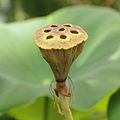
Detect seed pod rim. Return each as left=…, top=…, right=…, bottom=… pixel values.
left=34, top=24, right=88, bottom=50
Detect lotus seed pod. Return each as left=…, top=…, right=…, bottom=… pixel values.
left=34, top=24, right=88, bottom=83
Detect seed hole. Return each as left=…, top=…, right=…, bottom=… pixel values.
left=44, top=29, right=51, bottom=33
left=60, top=35, right=67, bottom=39
left=51, top=25, right=57, bottom=27
left=59, top=28, right=65, bottom=31
left=46, top=35, right=54, bottom=39
left=64, top=24, right=71, bottom=27
left=70, top=30, right=78, bottom=34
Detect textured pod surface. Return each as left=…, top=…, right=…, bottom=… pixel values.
left=34, top=24, right=88, bottom=81
left=35, top=24, right=88, bottom=49
left=40, top=43, right=84, bottom=81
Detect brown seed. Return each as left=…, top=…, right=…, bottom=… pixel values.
left=46, top=35, right=54, bottom=39
left=59, top=28, right=65, bottom=31
left=44, top=29, right=51, bottom=33
left=60, top=35, right=67, bottom=39
left=64, top=24, right=71, bottom=27
left=51, top=24, right=58, bottom=27
left=70, top=30, right=78, bottom=34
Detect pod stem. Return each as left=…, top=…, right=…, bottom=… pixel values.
left=59, top=94, right=73, bottom=120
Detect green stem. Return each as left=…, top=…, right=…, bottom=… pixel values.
left=44, top=97, right=49, bottom=120
left=59, top=94, right=73, bottom=120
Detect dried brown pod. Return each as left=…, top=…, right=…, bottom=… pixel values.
left=34, top=24, right=88, bottom=97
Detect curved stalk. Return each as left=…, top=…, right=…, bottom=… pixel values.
left=59, top=94, right=73, bottom=120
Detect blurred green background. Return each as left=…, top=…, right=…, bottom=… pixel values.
left=0, top=0, right=120, bottom=120
left=0, top=0, right=120, bottom=22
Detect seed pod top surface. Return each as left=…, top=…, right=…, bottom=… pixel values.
left=35, top=24, right=88, bottom=49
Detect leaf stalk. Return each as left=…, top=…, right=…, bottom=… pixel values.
left=59, top=94, right=73, bottom=120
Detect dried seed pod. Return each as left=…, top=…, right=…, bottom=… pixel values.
left=34, top=24, right=88, bottom=96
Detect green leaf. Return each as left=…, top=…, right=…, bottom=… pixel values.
left=0, top=5, right=120, bottom=112
left=8, top=96, right=109, bottom=120
left=108, top=89, right=120, bottom=120
left=0, top=22, right=50, bottom=112
left=19, top=0, right=70, bottom=16
left=49, top=5, right=120, bottom=110
left=113, top=0, right=120, bottom=11
left=8, top=97, right=64, bottom=120
left=0, top=115, right=15, bottom=120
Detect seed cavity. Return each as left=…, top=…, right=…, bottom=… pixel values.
left=59, top=28, right=65, bottom=31
left=46, top=35, right=54, bottom=39
left=70, top=30, right=78, bottom=34
left=51, top=25, right=57, bottom=27
left=64, top=24, right=71, bottom=27
left=60, top=35, right=67, bottom=39
left=44, top=29, right=51, bottom=33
